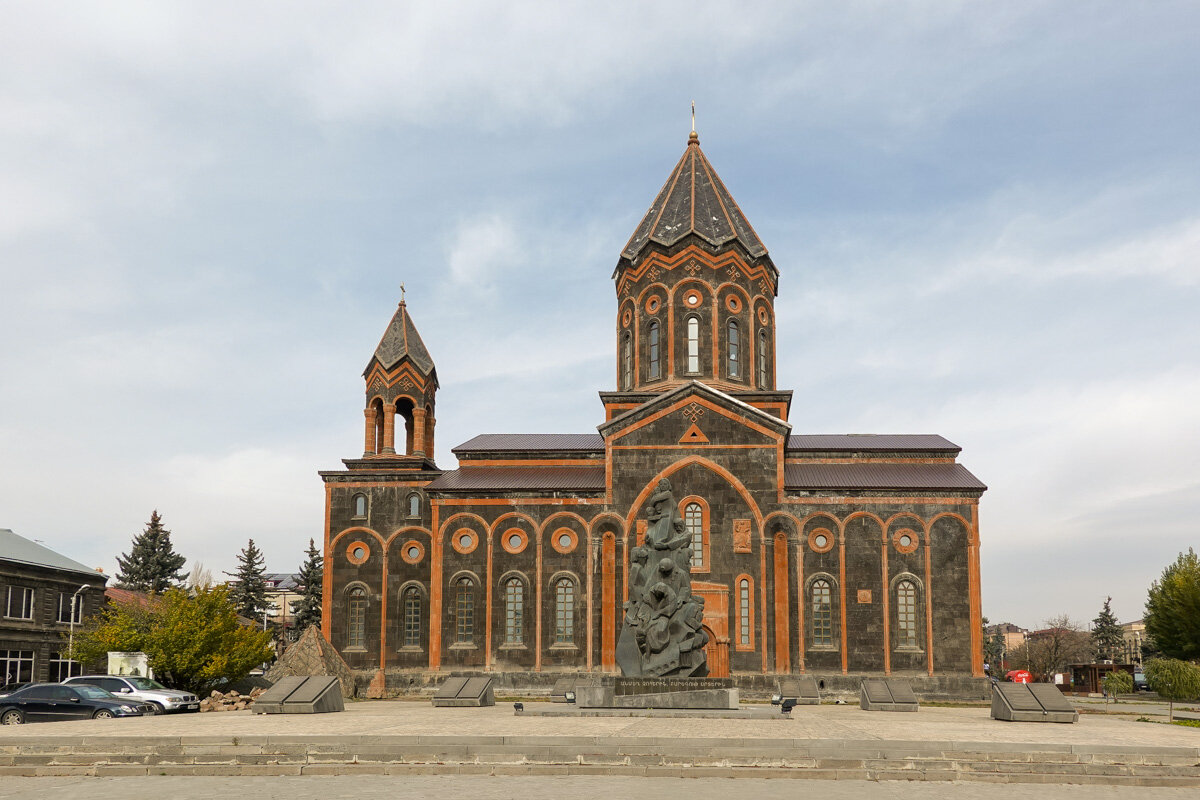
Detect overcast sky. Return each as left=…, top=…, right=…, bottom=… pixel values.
left=2, top=2, right=1197, bottom=631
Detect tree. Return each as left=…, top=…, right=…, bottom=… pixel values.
left=1091, top=597, right=1125, bottom=662
left=114, top=510, right=187, bottom=593
left=981, top=617, right=1004, bottom=672
left=1102, top=669, right=1133, bottom=710
left=1018, top=615, right=1094, bottom=679
left=1144, top=548, right=1200, bottom=661
left=186, top=561, right=213, bottom=590
left=225, top=539, right=270, bottom=622
left=72, top=585, right=274, bottom=695
left=290, top=538, right=324, bottom=631
left=1144, top=658, right=1200, bottom=722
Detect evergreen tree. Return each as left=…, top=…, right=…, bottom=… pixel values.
left=114, top=510, right=187, bottom=593
left=1144, top=548, right=1200, bottom=661
left=1091, top=596, right=1125, bottom=661
left=225, top=539, right=270, bottom=622
left=290, top=538, right=324, bottom=631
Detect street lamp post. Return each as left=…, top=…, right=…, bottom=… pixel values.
left=67, top=584, right=88, bottom=677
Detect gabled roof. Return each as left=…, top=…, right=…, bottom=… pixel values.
left=453, top=434, right=604, bottom=454
left=426, top=466, right=605, bottom=492
left=598, top=380, right=792, bottom=439
left=787, top=434, right=961, bottom=453
left=0, top=528, right=105, bottom=579
left=364, top=301, right=436, bottom=377
left=621, top=132, right=769, bottom=263
left=784, top=463, right=986, bottom=492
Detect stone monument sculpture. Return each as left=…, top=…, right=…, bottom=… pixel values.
left=616, top=478, right=709, bottom=677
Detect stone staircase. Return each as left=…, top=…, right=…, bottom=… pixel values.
left=2, top=735, right=1198, bottom=785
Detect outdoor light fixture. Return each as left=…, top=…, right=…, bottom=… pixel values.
left=781, top=699, right=798, bottom=714
left=564, top=691, right=576, bottom=704
left=770, top=694, right=782, bottom=705
left=513, top=702, right=524, bottom=713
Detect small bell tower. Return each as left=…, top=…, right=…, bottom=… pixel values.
left=360, top=293, right=439, bottom=467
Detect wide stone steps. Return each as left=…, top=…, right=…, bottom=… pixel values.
left=1, top=736, right=1198, bottom=785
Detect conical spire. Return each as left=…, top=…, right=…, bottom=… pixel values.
left=364, top=300, right=436, bottom=378
left=621, top=132, right=768, bottom=263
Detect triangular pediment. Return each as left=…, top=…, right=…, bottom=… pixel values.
left=599, top=381, right=790, bottom=448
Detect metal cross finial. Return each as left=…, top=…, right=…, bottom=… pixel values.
left=400, top=282, right=406, bottom=303
left=691, top=100, right=696, bottom=133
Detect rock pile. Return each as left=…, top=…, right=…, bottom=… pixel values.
left=199, top=687, right=265, bottom=712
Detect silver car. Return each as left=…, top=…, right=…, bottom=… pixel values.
left=63, top=675, right=200, bottom=714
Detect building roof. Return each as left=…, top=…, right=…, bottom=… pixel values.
left=0, top=528, right=104, bottom=579
left=453, top=433, right=605, bottom=454
left=264, top=573, right=300, bottom=590
left=784, top=463, right=986, bottom=492
left=105, top=586, right=155, bottom=607
left=786, top=434, right=961, bottom=452
left=365, top=300, right=436, bottom=376
left=426, top=466, right=606, bottom=492
left=621, top=133, right=769, bottom=263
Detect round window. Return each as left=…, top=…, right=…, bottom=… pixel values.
left=893, top=527, right=919, bottom=554
left=685, top=291, right=701, bottom=307
left=558, top=533, right=571, bottom=548
left=353, top=546, right=365, bottom=559
left=459, top=534, right=472, bottom=549
left=808, top=527, right=835, bottom=554
left=725, top=294, right=742, bottom=312
left=622, top=308, right=632, bottom=327
left=508, top=534, right=521, bottom=549
left=407, top=546, right=420, bottom=559
left=814, top=534, right=827, bottom=548
left=899, top=534, right=912, bottom=547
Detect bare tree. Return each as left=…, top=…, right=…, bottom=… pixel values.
left=1017, top=615, right=1095, bottom=679
left=187, top=561, right=214, bottom=590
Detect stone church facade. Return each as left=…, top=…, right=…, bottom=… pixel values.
left=319, top=132, right=987, bottom=690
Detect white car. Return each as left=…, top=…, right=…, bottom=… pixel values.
left=63, top=675, right=200, bottom=714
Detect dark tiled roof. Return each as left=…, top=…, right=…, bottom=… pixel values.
left=621, top=134, right=768, bottom=262
left=427, top=466, right=605, bottom=492
left=365, top=301, right=436, bottom=375
left=787, top=434, right=960, bottom=452
left=784, top=463, right=986, bottom=492
left=453, top=434, right=604, bottom=453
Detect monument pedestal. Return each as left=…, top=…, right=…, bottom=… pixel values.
left=575, top=677, right=737, bottom=710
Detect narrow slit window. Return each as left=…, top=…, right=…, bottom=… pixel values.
left=408, top=494, right=420, bottom=517
left=685, top=503, right=704, bottom=568
left=738, top=578, right=751, bottom=646
left=648, top=321, right=661, bottom=379
left=758, top=329, right=768, bottom=387
left=353, top=494, right=367, bottom=517
left=897, top=580, right=919, bottom=649
left=728, top=319, right=739, bottom=377
left=403, top=587, right=421, bottom=648
left=455, top=578, right=474, bottom=644
left=812, top=579, right=833, bottom=648
left=622, top=334, right=632, bottom=390
left=504, top=578, right=524, bottom=645
left=347, top=587, right=367, bottom=649
left=555, top=579, right=575, bottom=644
left=686, top=317, right=700, bottom=373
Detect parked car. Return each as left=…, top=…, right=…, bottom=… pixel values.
left=0, top=682, right=33, bottom=698
left=63, top=675, right=200, bottom=714
left=1134, top=672, right=1150, bottom=692
left=0, top=683, right=150, bottom=724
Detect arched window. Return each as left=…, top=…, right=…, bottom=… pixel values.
left=737, top=577, right=753, bottom=649
left=455, top=577, right=474, bottom=645
left=648, top=321, right=661, bottom=379
left=896, top=579, right=919, bottom=649
left=347, top=587, right=367, bottom=649
left=504, top=578, right=524, bottom=645
left=686, top=317, right=700, bottom=373
left=811, top=579, right=834, bottom=648
left=554, top=578, right=575, bottom=644
left=353, top=494, right=367, bottom=517
left=686, top=503, right=704, bottom=568
left=408, top=493, right=420, bottom=517
left=402, top=587, right=421, bottom=648
left=758, top=329, right=768, bottom=387
left=728, top=319, right=739, bottom=377
left=622, top=334, right=632, bottom=390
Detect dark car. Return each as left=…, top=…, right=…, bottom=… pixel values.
left=0, top=683, right=150, bottom=724
left=0, top=682, right=34, bottom=698
left=1134, top=672, right=1151, bottom=692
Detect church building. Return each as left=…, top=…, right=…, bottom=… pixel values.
left=319, top=131, right=987, bottom=690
